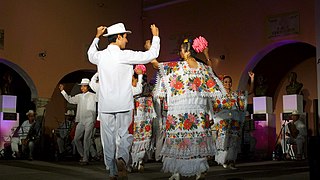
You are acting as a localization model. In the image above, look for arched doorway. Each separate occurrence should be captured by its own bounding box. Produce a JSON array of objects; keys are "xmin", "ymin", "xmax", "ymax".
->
[
  {"xmin": 239, "ymin": 41, "xmax": 316, "ymax": 93},
  {"xmin": 58, "ymin": 69, "xmax": 97, "ymax": 111},
  {"xmin": 0, "ymin": 58, "xmax": 38, "ymax": 121},
  {"xmin": 238, "ymin": 41, "xmax": 317, "ymax": 145},
  {"xmin": 32, "ymin": 69, "xmax": 96, "ymax": 160},
  {"xmin": 45, "ymin": 69, "xmax": 96, "ymax": 132}
]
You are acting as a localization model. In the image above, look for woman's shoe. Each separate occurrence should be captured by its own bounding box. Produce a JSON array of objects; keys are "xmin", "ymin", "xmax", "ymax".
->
[
  {"xmin": 138, "ymin": 161, "xmax": 144, "ymax": 173},
  {"xmin": 222, "ymin": 164, "xmax": 228, "ymax": 169},
  {"xmin": 196, "ymin": 171, "xmax": 207, "ymax": 180},
  {"xmin": 229, "ymin": 164, "xmax": 237, "ymax": 170},
  {"xmin": 169, "ymin": 173, "xmax": 180, "ymax": 180}
]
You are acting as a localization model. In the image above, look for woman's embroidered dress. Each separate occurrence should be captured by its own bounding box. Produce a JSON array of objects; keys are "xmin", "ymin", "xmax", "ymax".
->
[
  {"xmin": 131, "ymin": 96, "xmax": 157, "ymax": 167},
  {"xmin": 153, "ymin": 61, "xmax": 226, "ymax": 176},
  {"xmin": 213, "ymin": 91, "xmax": 247, "ymax": 164}
]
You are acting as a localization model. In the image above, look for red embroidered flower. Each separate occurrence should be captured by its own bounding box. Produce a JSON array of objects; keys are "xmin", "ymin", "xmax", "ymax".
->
[
  {"xmin": 188, "ymin": 114, "xmax": 196, "ymax": 123},
  {"xmin": 135, "ymin": 101, "xmax": 140, "ymax": 107},
  {"xmin": 168, "ymin": 62, "xmax": 178, "ymax": 67},
  {"xmin": 206, "ymin": 79, "xmax": 216, "ymax": 88},
  {"xmin": 145, "ymin": 124, "xmax": 151, "ymax": 132},
  {"xmin": 174, "ymin": 81, "xmax": 183, "ymax": 89},
  {"xmin": 193, "ymin": 77, "xmax": 201, "ymax": 87},
  {"xmin": 183, "ymin": 119, "xmax": 193, "ymax": 130},
  {"xmin": 147, "ymin": 99, "xmax": 153, "ymax": 106},
  {"xmin": 166, "ymin": 121, "xmax": 171, "ymax": 130}
]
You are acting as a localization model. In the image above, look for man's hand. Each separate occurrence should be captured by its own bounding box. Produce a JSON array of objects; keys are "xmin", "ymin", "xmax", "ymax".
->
[
  {"xmin": 248, "ymin": 71, "xmax": 255, "ymax": 80},
  {"xmin": 150, "ymin": 24, "xmax": 159, "ymax": 37},
  {"xmin": 96, "ymin": 26, "xmax": 107, "ymax": 38},
  {"xmin": 151, "ymin": 59, "xmax": 159, "ymax": 69},
  {"xmin": 59, "ymin": 84, "xmax": 64, "ymax": 91},
  {"xmin": 203, "ymin": 47, "xmax": 209, "ymax": 59},
  {"xmin": 144, "ymin": 40, "xmax": 151, "ymax": 50}
]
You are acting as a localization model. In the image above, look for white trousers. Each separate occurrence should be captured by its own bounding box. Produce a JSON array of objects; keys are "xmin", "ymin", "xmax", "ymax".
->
[
  {"xmin": 56, "ymin": 137, "xmax": 65, "ymax": 154},
  {"xmin": 281, "ymin": 137, "xmax": 305, "ymax": 155},
  {"xmin": 11, "ymin": 137, "xmax": 34, "ymax": 157},
  {"xmin": 74, "ymin": 120, "xmax": 95, "ymax": 162},
  {"xmin": 100, "ymin": 111, "xmax": 133, "ymax": 177},
  {"xmin": 94, "ymin": 137, "xmax": 103, "ymax": 157}
]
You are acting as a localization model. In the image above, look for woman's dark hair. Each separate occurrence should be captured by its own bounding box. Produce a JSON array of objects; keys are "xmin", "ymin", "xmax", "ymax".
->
[
  {"xmin": 180, "ymin": 38, "xmax": 208, "ymax": 65},
  {"xmin": 223, "ymin": 75, "xmax": 232, "ymax": 82},
  {"xmin": 107, "ymin": 33, "xmax": 125, "ymax": 43},
  {"xmin": 181, "ymin": 38, "xmax": 197, "ymax": 58},
  {"xmin": 133, "ymin": 72, "xmax": 139, "ymax": 79}
]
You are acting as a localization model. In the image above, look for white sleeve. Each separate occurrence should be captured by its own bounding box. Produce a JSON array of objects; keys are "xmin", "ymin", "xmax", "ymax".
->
[
  {"xmin": 89, "ymin": 73, "xmax": 99, "ymax": 93},
  {"xmin": 132, "ymin": 74, "xmax": 143, "ymax": 96},
  {"xmin": 87, "ymin": 38, "xmax": 101, "ymax": 65},
  {"xmin": 119, "ymin": 36, "xmax": 160, "ymax": 64},
  {"xmin": 61, "ymin": 90, "xmax": 80, "ymax": 104},
  {"xmin": 297, "ymin": 121, "xmax": 307, "ymax": 136}
]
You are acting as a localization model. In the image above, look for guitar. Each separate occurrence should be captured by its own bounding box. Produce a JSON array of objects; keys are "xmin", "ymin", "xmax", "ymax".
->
[{"xmin": 287, "ymin": 122, "xmax": 299, "ymax": 138}]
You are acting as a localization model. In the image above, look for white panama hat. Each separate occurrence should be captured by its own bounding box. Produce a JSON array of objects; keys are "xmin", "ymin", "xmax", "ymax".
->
[
  {"xmin": 26, "ymin": 110, "xmax": 35, "ymax": 116},
  {"xmin": 78, "ymin": 78, "xmax": 90, "ymax": 85},
  {"xmin": 291, "ymin": 110, "xmax": 300, "ymax": 115},
  {"xmin": 103, "ymin": 23, "xmax": 132, "ymax": 37},
  {"xmin": 65, "ymin": 110, "xmax": 75, "ymax": 116}
]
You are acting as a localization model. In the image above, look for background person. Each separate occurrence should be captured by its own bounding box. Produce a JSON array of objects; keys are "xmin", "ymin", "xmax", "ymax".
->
[
  {"xmin": 281, "ymin": 110, "xmax": 307, "ymax": 160},
  {"xmin": 59, "ymin": 78, "xmax": 97, "ymax": 165},
  {"xmin": 11, "ymin": 110, "xmax": 36, "ymax": 160}
]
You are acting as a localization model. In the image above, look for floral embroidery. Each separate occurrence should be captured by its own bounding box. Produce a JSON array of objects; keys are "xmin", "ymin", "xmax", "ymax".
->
[
  {"xmin": 133, "ymin": 97, "xmax": 156, "ymax": 142},
  {"xmin": 213, "ymin": 90, "xmax": 247, "ymax": 113},
  {"xmin": 214, "ymin": 119, "xmax": 241, "ymax": 137},
  {"xmin": 166, "ymin": 115, "xmax": 176, "ymax": 131},
  {"xmin": 188, "ymin": 76, "xmax": 217, "ymax": 93},
  {"xmin": 165, "ymin": 112, "xmax": 212, "ymax": 132},
  {"xmin": 159, "ymin": 61, "xmax": 223, "ymax": 97},
  {"xmin": 169, "ymin": 75, "xmax": 185, "ymax": 96},
  {"xmin": 163, "ymin": 61, "xmax": 179, "ymax": 75},
  {"xmin": 154, "ymin": 61, "xmax": 224, "ymax": 159}
]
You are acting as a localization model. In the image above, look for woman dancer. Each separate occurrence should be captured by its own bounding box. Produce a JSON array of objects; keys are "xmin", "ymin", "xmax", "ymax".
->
[
  {"xmin": 130, "ymin": 65, "xmax": 157, "ymax": 172},
  {"xmin": 153, "ymin": 37, "xmax": 226, "ymax": 179},
  {"xmin": 213, "ymin": 73, "xmax": 253, "ymax": 169}
]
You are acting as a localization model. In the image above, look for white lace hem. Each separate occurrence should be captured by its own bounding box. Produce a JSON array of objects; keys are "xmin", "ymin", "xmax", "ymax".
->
[
  {"xmin": 215, "ymin": 148, "xmax": 238, "ymax": 165},
  {"xmin": 162, "ymin": 157, "xmax": 209, "ymax": 177},
  {"xmin": 131, "ymin": 139, "xmax": 151, "ymax": 165}
]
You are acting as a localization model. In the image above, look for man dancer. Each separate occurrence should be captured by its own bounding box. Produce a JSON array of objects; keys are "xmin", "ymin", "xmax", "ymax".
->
[
  {"xmin": 59, "ymin": 78, "xmax": 97, "ymax": 165},
  {"xmin": 87, "ymin": 22, "xmax": 160, "ymax": 179}
]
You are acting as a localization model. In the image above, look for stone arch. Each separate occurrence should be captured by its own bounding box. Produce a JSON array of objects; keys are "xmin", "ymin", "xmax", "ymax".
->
[
  {"xmin": 0, "ymin": 58, "xmax": 38, "ymax": 99},
  {"xmin": 238, "ymin": 40, "xmax": 316, "ymax": 97}
]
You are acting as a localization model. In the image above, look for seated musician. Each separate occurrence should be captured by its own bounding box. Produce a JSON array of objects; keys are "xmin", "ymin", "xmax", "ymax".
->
[
  {"xmin": 281, "ymin": 110, "xmax": 307, "ymax": 160},
  {"xmin": 56, "ymin": 110, "xmax": 76, "ymax": 158},
  {"xmin": 11, "ymin": 110, "xmax": 36, "ymax": 160}
]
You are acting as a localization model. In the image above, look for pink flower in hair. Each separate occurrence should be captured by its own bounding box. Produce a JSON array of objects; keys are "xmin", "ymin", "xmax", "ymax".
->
[
  {"xmin": 134, "ymin": 64, "xmax": 147, "ymax": 74},
  {"xmin": 192, "ymin": 36, "xmax": 208, "ymax": 53}
]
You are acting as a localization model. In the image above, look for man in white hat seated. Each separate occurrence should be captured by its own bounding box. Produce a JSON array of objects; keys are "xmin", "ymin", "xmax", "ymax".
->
[
  {"xmin": 87, "ymin": 22, "xmax": 160, "ymax": 179},
  {"xmin": 10, "ymin": 110, "xmax": 36, "ymax": 160},
  {"xmin": 281, "ymin": 110, "xmax": 307, "ymax": 160},
  {"xmin": 59, "ymin": 78, "xmax": 97, "ymax": 165},
  {"xmin": 55, "ymin": 110, "xmax": 76, "ymax": 159}
]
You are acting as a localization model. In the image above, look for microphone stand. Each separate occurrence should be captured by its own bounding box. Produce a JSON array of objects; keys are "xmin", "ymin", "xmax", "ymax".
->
[{"xmin": 273, "ymin": 119, "xmax": 288, "ymax": 160}]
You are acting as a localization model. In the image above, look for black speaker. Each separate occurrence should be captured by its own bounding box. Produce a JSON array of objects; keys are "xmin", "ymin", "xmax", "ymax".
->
[
  {"xmin": 313, "ymin": 99, "xmax": 319, "ymax": 136},
  {"xmin": 308, "ymin": 136, "xmax": 320, "ymax": 180}
]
